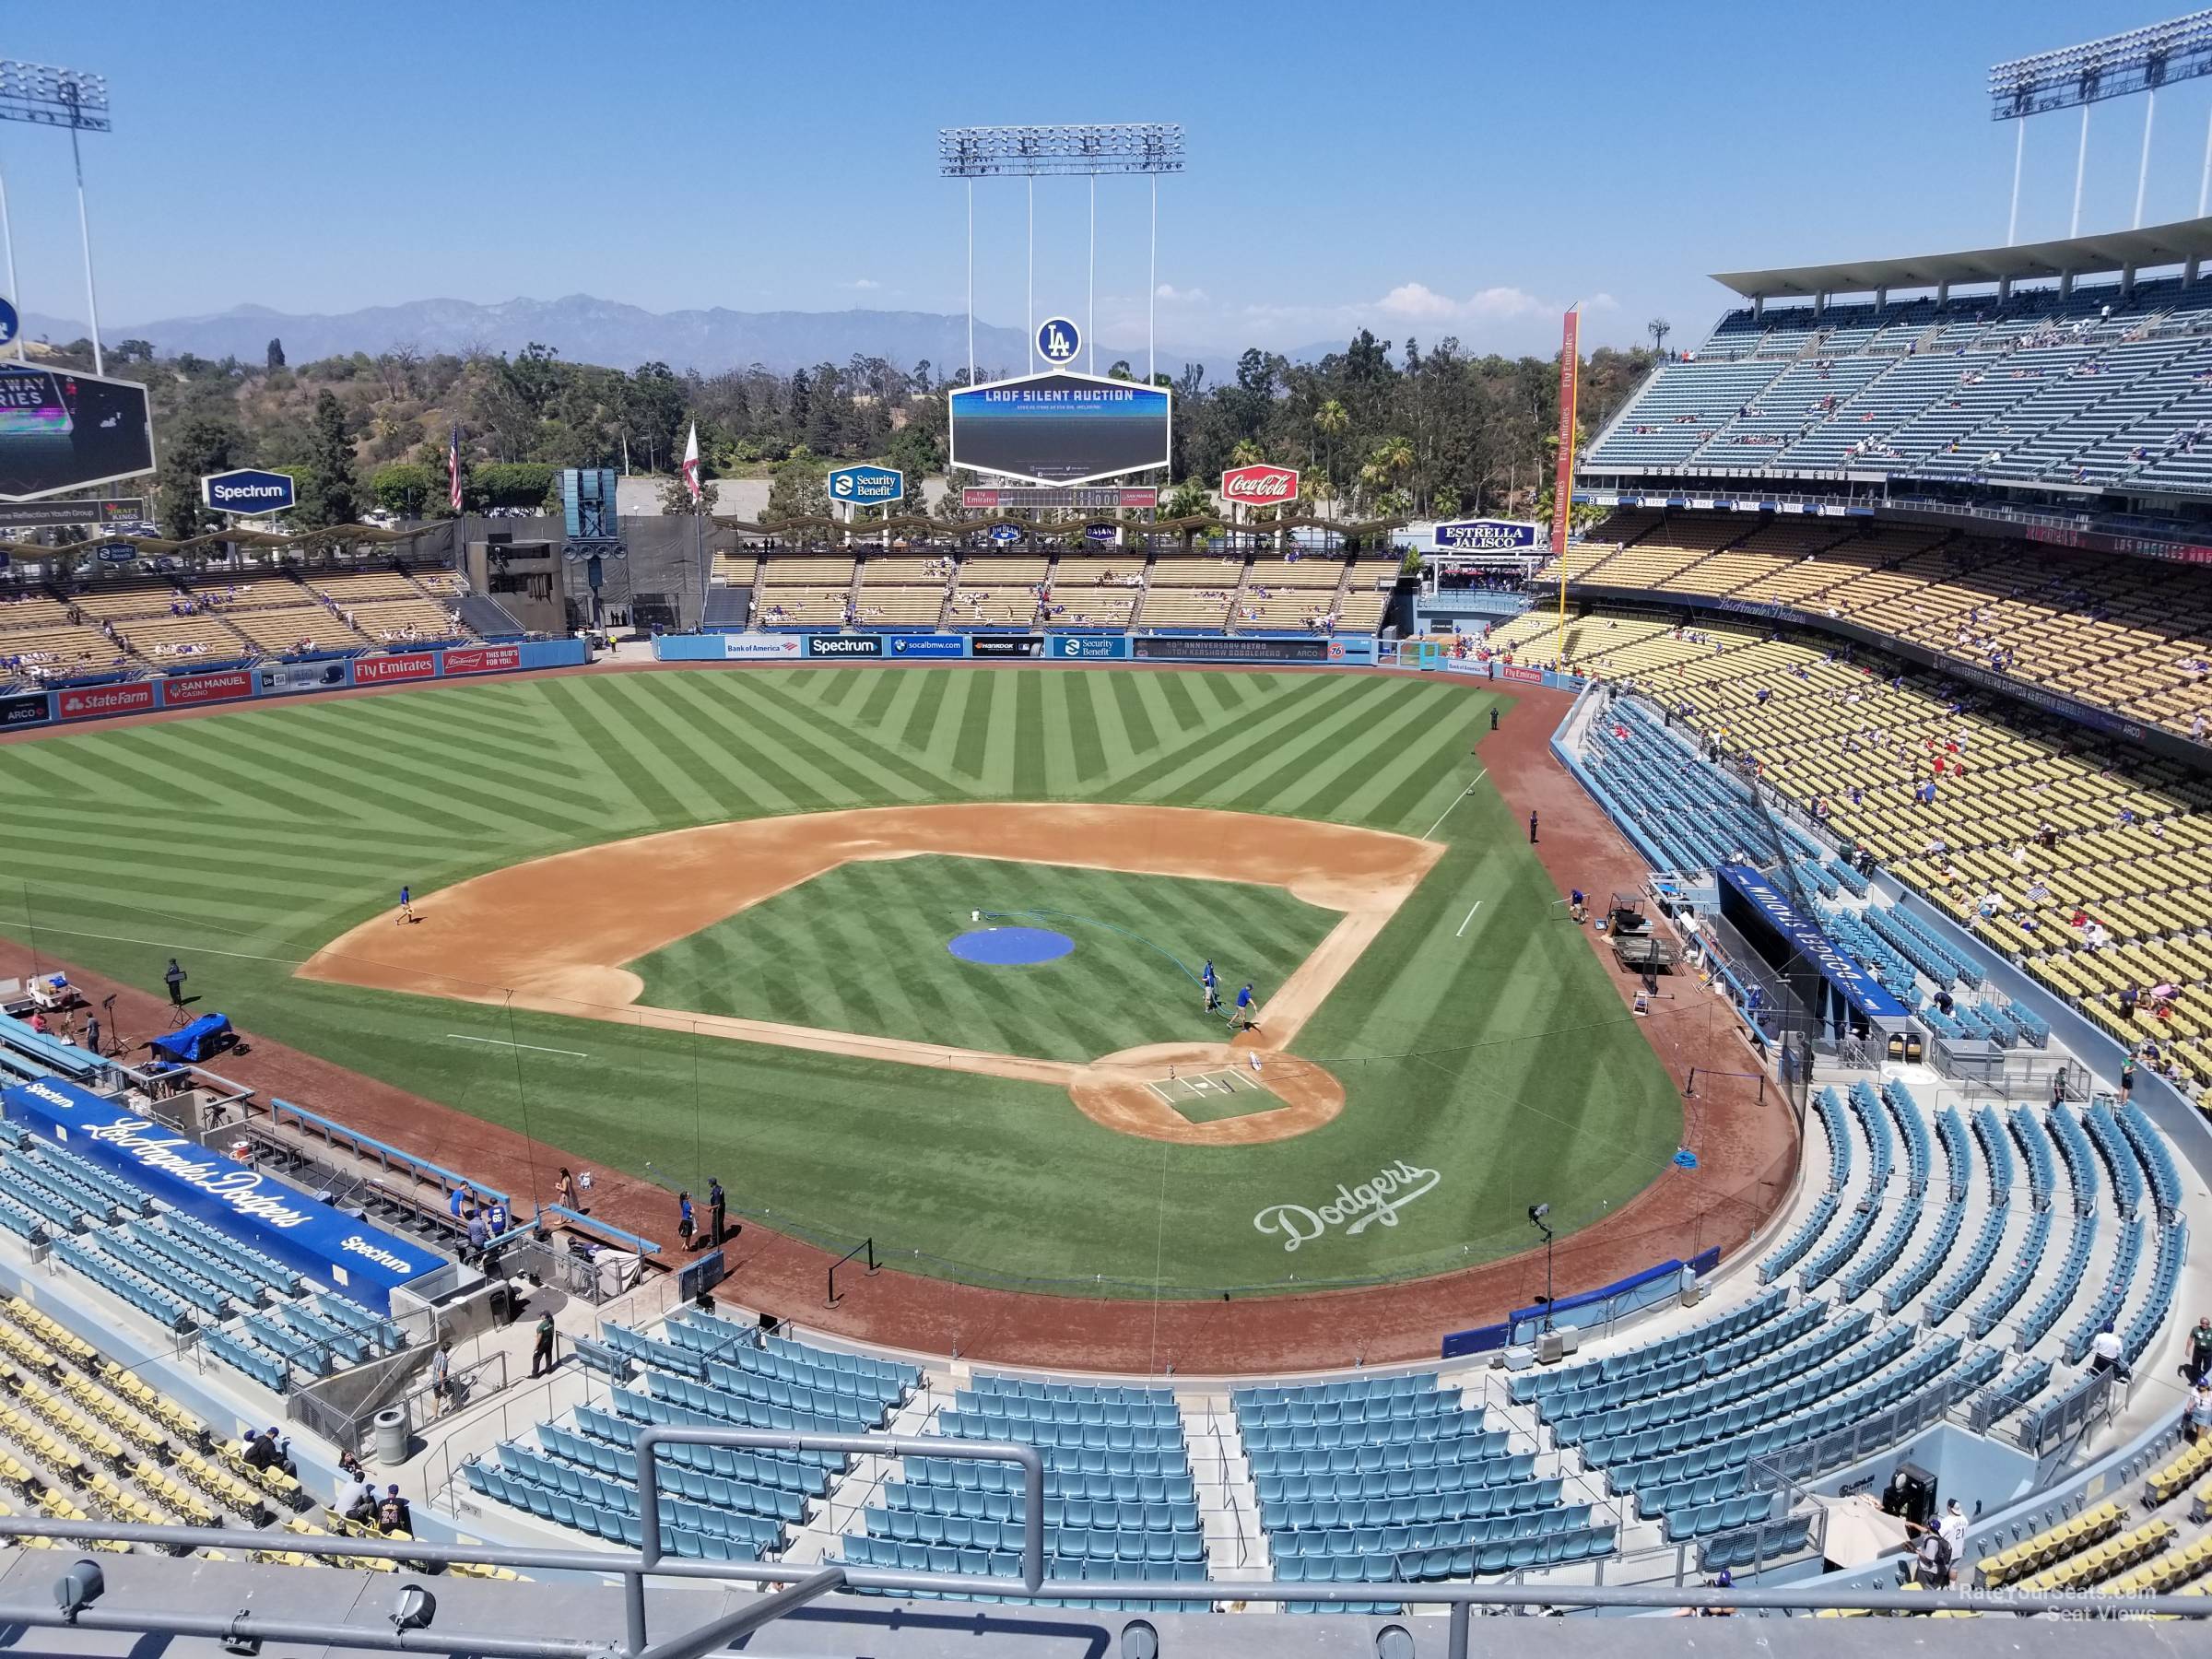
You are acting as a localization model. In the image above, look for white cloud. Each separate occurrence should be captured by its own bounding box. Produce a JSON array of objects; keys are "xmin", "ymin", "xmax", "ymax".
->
[
  {"xmin": 1154, "ymin": 283, "xmax": 1208, "ymax": 303},
  {"xmin": 841, "ymin": 277, "xmax": 883, "ymax": 291}
]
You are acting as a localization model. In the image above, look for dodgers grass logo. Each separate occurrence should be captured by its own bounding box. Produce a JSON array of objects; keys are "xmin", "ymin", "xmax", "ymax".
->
[{"xmin": 1253, "ymin": 1159, "xmax": 1441, "ymax": 1252}]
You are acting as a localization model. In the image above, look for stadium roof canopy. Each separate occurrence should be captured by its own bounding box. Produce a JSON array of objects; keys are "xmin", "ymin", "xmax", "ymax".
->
[{"xmin": 1711, "ymin": 214, "xmax": 2212, "ymax": 300}]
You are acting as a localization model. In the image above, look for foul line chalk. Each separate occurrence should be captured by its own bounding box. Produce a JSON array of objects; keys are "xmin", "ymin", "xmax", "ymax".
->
[
  {"xmin": 447, "ymin": 1033, "xmax": 589, "ymax": 1059},
  {"xmin": 1455, "ymin": 900, "xmax": 1484, "ymax": 938},
  {"xmin": 1421, "ymin": 769, "xmax": 1488, "ymax": 841}
]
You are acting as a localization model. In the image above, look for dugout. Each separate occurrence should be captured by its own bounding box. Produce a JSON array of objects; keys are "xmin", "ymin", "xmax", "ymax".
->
[{"xmin": 1713, "ymin": 863, "xmax": 1913, "ymax": 1053}]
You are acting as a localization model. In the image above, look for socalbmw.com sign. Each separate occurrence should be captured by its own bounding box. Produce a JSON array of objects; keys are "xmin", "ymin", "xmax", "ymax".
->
[
  {"xmin": 1432, "ymin": 518, "xmax": 1540, "ymax": 552},
  {"xmin": 827, "ymin": 465, "xmax": 905, "ymax": 507},
  {"xmin": 201, "ymin": 468, "xmax": 297, "ymax": 516}
]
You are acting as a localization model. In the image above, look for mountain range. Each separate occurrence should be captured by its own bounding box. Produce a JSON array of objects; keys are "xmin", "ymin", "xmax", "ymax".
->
[{"xmin": 19, "ymin": 295, "xmax": 1269, "ymax": 381}]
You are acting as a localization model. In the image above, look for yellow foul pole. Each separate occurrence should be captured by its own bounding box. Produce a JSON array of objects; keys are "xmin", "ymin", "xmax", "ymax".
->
[{"xmin": 1550, "ymin": 305, "xmax": 1582, "ymax": 671}]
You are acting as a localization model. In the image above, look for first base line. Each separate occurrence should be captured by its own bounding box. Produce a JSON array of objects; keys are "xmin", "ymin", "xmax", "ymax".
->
[{"xmin": 447, "ymin": 1033, "xmax": 590, "ymax": 1059}]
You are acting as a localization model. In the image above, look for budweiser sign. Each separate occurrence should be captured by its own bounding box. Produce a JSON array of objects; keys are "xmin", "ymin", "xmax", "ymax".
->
[{"xmin": 1220, "ymin": 464, "xmax": 1300, "ymax": 506}]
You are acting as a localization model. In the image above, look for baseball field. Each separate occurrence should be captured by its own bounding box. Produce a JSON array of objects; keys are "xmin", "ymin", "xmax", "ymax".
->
[{"xmin": 0, "ymin": 665, "xmax": 1686, "ymax": 1296}]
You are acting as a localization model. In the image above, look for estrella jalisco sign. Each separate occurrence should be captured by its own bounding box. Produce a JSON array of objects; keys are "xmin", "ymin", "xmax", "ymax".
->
[{"xmin": 1432, "ymin": 519, "xmax": 1541, "ymax": 552}]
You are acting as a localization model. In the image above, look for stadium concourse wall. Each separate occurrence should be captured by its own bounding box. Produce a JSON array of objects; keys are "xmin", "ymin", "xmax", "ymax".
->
[{"xmin": 0, "ymin": 639, "xmax": 588, "ymax": 732}]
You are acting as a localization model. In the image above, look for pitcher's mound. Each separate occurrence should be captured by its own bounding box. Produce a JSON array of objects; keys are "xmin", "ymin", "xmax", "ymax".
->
[{"xmin": 1067, "ymin": 1042, "xmax": 1345, "ymax": 1146}]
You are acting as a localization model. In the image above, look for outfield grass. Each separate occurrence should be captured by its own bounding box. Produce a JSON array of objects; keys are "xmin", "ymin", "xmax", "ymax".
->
[
  {"xmin": 628, "ymin": 855, "xmax": 1337, "ymax": 1063},
  {"xmin": 0, "ymin": 666, "xmax": 1684, "ymax": 1294}
]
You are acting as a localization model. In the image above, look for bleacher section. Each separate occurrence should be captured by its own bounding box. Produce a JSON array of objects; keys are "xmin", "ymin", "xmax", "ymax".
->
[
  {"xmin": 854, "ymin": 556, "xmax": 952, "ymax": 628},
  {"xmin": 755, "ymin": 557, "xmax": 857, "ymax": 628},
  {"xmin": 1043, "ymin": 556, "xmax": 1144, "ymax": 628},
  {"xmin": 947, "ymin": 558, "xmax": 1046, "ymax": 628},
  {"xmin": 1139, "ymin": 557, "xmax": 1243, "ymax": 630}
]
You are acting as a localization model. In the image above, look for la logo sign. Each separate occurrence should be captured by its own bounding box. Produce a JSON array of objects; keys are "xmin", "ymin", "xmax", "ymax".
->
[
  {"xmin": 1221, "ymin": 464, "xmax": 1300, "ymax": 507},
  {"xmin": 201, "ymin": 468, "xmax": 297, "ymax": 515},
  {"xmin": 1036, "ymin": 316, "xmax": 1081, "ymax": 366}
]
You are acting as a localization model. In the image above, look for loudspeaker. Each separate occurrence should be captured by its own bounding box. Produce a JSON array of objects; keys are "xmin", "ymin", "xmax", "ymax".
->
[{"xmin": 758, "ymin": 1312, "xmax": 781, "ymax": 1336}]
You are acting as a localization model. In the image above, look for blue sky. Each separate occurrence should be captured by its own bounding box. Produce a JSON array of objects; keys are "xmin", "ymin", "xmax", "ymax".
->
[{"xmin": 13, "ymin": 1, "xmax": 2212, "ymax": 358}]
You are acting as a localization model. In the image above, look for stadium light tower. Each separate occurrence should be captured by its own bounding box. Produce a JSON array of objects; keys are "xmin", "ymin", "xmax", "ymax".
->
[
  {"xmin": 0, "ymin": 61, "xmax": 111, "ymax": 372},
  {"xmin": 939, "ymin": 124, "xmax": 1184, "ymax": 382},
  {"xmin": 1990, "ymin": 11, "xmax": 2212, "ymax": 241}
]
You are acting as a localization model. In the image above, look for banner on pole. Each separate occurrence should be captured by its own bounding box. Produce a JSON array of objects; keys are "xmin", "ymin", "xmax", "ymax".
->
[{"xmin": 1550, "ymin": 308, "xmax": 1580, "ymax": 560}]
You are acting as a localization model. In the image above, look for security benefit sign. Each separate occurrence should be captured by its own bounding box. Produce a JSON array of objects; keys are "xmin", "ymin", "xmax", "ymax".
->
[
  {"xmin": 0, "ymin": 1076, "xmax": 431, "ymax": 1312},
  {"xmin": 0, "ymin": 365, "xmax": 156, "ymax": 503},
  {"xmin": 947, "ymin": 371, "xmax": 1171, "ymax": 487}
]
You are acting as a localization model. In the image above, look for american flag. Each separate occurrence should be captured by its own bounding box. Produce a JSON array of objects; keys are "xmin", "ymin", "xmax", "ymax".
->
[{"xmin": 447, "ymin": 425, "xmax": 464, "ymax": 513}]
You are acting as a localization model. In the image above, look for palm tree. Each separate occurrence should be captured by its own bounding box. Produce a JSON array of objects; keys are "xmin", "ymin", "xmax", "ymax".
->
[
  {"xmin": 1359, "ymin": 435, "xmax": 1414, "ymax": 512},
  {"xmin": 1314, "ymin": 398, "xmax": 1348, "ymax": 498},
  {"xmin": 1230, "ymin": 438, "xmax": 1264, "ymax": 468}
]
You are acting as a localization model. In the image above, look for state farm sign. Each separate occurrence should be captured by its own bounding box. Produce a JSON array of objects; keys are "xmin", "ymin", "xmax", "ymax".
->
[
  {"xmin": 1220, "ymin": 464, "xmax": 1300, "ymax": 508},
  {"xmin": 58, "ymin": 682, "xmax": 156, "ymax": 721}
]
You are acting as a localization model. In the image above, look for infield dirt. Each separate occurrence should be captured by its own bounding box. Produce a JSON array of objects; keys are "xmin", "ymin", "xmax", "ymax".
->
[{"xmin": 299, "ymin": 802, "xmax": 1438, "ymax": 1140}]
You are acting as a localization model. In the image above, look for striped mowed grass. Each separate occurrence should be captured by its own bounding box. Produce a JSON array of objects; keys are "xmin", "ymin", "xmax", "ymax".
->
[
  {"xmin": 0, "ymin": 666, "xmax": 1684, "ymax": 1294},
  {"xmin": 628, "ymin": 856, "xmax": 1335, "ymax": 1064}
]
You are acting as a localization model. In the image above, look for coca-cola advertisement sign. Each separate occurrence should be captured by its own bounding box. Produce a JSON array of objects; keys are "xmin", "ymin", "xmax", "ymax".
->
[
  {"xmin": 352, "ymin": 653, "xmax": 438, "ymax": 686},
  {"xmin": 159, "ymin": 669, "xmax": 253, "ymax": 707},
  {"xmin": 442, "ymin": 644, "xmax": 522, "ymax": 676},
  {"xmin": 57, "ymin": 682, "xmax": 156, "ymax": 721},
  {"xmin": 1220, "ymin": 464, "xmax": 1300, "ymax": 506}
]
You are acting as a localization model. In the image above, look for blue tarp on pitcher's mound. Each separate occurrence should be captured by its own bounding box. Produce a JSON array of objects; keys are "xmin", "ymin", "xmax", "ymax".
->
[{"xmin": 947, "ymin": 926, "xmax": 1075, "ymax": 966}]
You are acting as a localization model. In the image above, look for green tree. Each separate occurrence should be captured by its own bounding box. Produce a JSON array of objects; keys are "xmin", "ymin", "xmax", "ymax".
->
[
  {"xmin": 265, "ymin": 337, "xmax": 286, "ymax": 371},
  {"xmin": 295, "ymin": 389, "xmax": 360, "ymax": 527},
  {"xmin": 767, "ymin": 448, "xmax": 830, "ymax": 520},
  {"xmin": 156, "ymin": 415, "xmax": 243, "ymax": 538},
  {"xmin": 658, "ymin": 473, "xmax": 719, "ymax": 516},
  {"xmin": 370, "ymin": 462, "xmax": 437, "ymax": 517}
]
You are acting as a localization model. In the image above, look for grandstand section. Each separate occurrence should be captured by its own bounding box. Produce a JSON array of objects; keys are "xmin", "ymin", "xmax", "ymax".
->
[{"xmin": 1583, "ymin": 218, "xmax": 2212, "ymax": 506}]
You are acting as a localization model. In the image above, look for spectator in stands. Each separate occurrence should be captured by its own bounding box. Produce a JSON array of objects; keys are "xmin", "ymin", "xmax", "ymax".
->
[
  {"xmin": 2187, "ymin": 1315, "xmax": 2212, "ymax": 1385},
  {"xmin": 429, "ymin": 1341, "xmax": 453, "ymax": 1416},
  {"xmin": 450, "ymin": 1183, "xmax": 474, "ymax": 1221},
  {"xmin": 2190, "ymin": 1382, "xmax": 2212, "ymax": 1444},
  {"xmin": 464, "ymin": 1209, "xmax": 488, "ymax": 1262},
  {"xmin": 2089, "ymin": 1319, "xmax": 2125, "ymax": 1376},
  {"xmin": 245, "ymin": 1428, "xmax": 296, "ymax": 1479},
  {"xmin": 2120, "ymin": 985, "xmax": 2141, "ymax": 1020},
  {"xmin": 379, "ymin": 1487, "xmax": 412, "ymax": 1535},
  {"xmin": 677, "ymin": 1191, "xmax": 695, "ymax": 1250},
  {"xmin": 1908, "ymin": 1520, "xmax": 1954, "ymax": 1589},
  {"xmin": 532, "ymin": 1310, "xmax": 557, "ymax": 1378},
  {"xmin": 2121, "ymin": 1053, "xmax": 2137, "ymax": 1101}
]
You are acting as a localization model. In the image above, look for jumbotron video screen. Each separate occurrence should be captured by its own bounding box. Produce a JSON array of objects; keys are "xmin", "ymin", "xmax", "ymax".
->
[
  {"xmin": 0, "ymin": 364, "xmax": 156, "ymax": 501},
  {"xmin": 947, "ymin": 371, "xmax": 1171, "ymax": 487}
]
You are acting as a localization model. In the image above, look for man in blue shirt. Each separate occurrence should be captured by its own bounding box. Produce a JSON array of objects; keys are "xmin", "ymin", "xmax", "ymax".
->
[
  {"xmin": 398, "ymin": 886, "xmax": 415, "ymax": 924},
  {"xmin": 1235, "ymin": 983, "xmax": 1259, "ymax": 1033},
  {"xmin": 1201, "ymin": 959, "xmax": 1219, "ymax": 1015}
]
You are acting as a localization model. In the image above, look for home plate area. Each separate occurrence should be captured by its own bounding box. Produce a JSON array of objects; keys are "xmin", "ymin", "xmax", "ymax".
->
[{"xmin": 1148, "ymin": 1064, "xmax": 1273, "ymax": 1124}]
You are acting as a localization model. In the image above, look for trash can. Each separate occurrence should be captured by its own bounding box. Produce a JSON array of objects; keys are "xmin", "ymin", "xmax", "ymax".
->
[{"xmin": 373, "ymin": 1406, "xmax": 407, "ymax": 1465}]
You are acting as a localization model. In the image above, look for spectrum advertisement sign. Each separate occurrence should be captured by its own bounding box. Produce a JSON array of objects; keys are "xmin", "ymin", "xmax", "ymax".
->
[{"xmin": 1, "ymin": 1076, "xmax": 431, "ymax": 1313}]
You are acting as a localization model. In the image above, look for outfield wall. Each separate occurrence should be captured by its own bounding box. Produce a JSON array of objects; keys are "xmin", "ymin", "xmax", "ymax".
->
[
  {"xmin": 652, "ymin": 631, "xmax": 1380, "ymax": 665},
  {"xmin": 0, "ymin": 638, "xmax": 589, "ymax": 732}
]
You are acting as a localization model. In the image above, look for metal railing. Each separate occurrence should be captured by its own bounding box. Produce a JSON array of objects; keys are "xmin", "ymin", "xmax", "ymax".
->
[
  {"xmin": 825, "ymin": 1237, "xmax": 876, "ymax": 1307},
  {"xmin": 2, "ymin": 1506, "xmax": 2208, "ymax": 1659}
]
